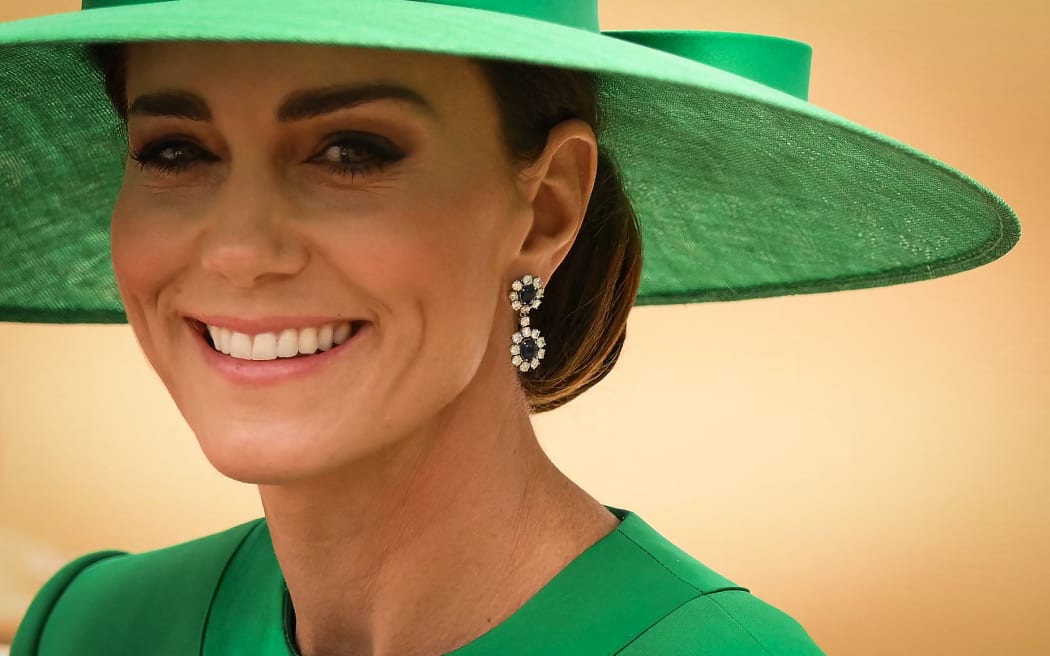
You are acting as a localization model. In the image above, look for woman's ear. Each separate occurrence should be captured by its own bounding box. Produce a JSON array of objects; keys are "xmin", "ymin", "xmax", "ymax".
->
[{"xmin": 513, "ymin": 118, "xmax": 598, "ymax": 280}]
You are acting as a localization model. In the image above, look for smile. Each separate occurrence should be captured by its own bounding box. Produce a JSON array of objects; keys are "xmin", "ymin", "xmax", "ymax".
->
[{"xmin": 188, "ymin": 319, "xmax": 368, "ymax": 361}]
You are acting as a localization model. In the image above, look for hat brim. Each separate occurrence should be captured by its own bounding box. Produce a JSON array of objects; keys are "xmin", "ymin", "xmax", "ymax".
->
[{"xmin": 0, "ymin": 0, "xmax": 1021, "ymax": 322}]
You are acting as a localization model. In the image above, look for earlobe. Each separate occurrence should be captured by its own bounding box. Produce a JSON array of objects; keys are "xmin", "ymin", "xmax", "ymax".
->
[{"xmin": 517, "ymin": 118, "xmax": 599, "ymax": 279}]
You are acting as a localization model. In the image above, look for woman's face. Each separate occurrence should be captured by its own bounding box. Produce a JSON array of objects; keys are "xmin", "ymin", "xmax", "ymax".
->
[{"xmin": 111, "ymin": 42, "xmax": 575, "ymax": 483}]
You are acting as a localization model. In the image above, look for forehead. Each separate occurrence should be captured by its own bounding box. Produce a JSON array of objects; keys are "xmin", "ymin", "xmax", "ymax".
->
[{"xmin": 123, "ymin": 41, "xmax": 494, "ymax": 120}]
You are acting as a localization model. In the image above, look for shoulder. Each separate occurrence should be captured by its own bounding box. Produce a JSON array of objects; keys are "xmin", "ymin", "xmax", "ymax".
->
[
  {"xmin": 610, "ymin": 509, "xmax": 825, "ymax": 655},
  {"xmin": 11, "ymin": 518, "xmax": 263, "ymax": 656},
  {"xmin": 617, "ymin": 589, "xmax": 826, "ymax": 656}
]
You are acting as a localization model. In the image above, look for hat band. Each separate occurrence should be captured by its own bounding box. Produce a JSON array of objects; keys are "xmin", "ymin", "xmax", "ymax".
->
[
  {"xmin": 78, "ymin": 1, "xmax": 809, "ymax": 99},
  {"xmin": 607, "ymin": 31, "xmax": 812, "ymax": 101},
  {"xmin": 81, "ymin": 0, "xmax": 601, "ymax": 32}
]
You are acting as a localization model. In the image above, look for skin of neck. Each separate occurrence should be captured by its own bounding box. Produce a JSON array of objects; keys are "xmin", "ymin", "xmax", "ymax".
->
[{"xmin": 258, "ymin": 318, "xmax": 620, "ymax": 656}]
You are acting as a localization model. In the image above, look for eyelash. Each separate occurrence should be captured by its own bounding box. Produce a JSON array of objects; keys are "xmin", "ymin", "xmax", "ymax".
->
[{"xmin": 127, "ymin": 132, "xmax": 404, "ymax": 180}]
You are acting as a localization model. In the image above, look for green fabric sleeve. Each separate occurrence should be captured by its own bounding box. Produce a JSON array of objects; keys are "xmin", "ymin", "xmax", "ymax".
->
[
  {"xmin": 10, "ymin": 519, "xmax": 260, "ymax": 656},
  {"xmin": 615, "ymin": 590, "xmax": 826, "ymax": 655},
  {"xmin": 10, "ymin": 550, "xmax": 128, "ymax": 656}
]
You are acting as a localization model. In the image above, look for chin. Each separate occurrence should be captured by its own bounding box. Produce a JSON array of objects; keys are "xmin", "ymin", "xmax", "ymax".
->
[
  {"xmin": 192, "ymin": 425, "xmax": 314, "ymax": 484},
  {"xmin": 186, "ymin": 412, "xmax": 392, "ymax": 486},
  {"xmin": 199, "ymin": 437, "xmax": 356, "ymax": 486}
]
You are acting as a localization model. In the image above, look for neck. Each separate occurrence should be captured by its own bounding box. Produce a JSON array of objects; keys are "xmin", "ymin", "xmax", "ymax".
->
[{"xmin": 257, "ymin": 351, "xmax": 618, "ymax": 656}]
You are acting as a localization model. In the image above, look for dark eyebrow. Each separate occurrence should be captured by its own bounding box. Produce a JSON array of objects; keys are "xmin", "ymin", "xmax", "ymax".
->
[
  {"xmin": 277, "ymin": 83, "xmax": 438, "ymax": 122},
  {"xmin": 127, "ymin": 83, "xmax": 437, "ymax": 123},
  {"xmin": 128, "ymin": 90, "xmax": 210, "ymax": 121}
]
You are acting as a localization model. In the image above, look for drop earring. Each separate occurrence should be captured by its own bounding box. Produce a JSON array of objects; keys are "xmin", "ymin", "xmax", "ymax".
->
[{"xmin": 508, "ymin": 274, "xmax": 546, "ymax": 373}]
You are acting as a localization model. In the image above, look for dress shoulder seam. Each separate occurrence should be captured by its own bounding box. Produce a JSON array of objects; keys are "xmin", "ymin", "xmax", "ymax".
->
[
  {"xmin": 196, "ymin": 518, "xmax": 267, "ymax": 655},
  {"xmin": 704, "ymin": 592, "xmax": 776, "ymax": 656},
  {"xmin": 610, "ymin": 592, "xmax": 704, "ymax": 655},
  {"xmin": 617, "ymin": 530, "xmax": 700, "ymax": 594},
  {"xmin": 617, "ymin": 529, "xmax": 747, "ymax": 597},
  {"xmin": 611, "ymin": 590, "xmax": 790, "ymax": 656}
]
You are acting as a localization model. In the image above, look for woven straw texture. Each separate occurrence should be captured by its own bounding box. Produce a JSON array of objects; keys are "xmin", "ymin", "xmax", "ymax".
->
[{"xmin": 0, "ymin": 0, "xmax": 1021, "ymax": 322}]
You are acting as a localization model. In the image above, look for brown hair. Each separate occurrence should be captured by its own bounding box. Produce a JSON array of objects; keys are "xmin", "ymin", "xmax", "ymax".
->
[{"xmin": 87, "ymin": 45, "xmax": 642, "ymax": 413}]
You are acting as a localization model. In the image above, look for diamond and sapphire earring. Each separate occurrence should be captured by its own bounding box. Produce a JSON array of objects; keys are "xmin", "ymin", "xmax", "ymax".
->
[{"xmin": 509, "ymin": 274, "xmax": 546, "ymax": 373}]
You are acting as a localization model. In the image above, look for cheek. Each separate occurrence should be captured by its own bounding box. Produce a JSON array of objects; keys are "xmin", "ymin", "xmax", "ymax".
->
[
  {"xmin": 312, "ymin": 187, "xmax": 508, "ymax": 393},
  {"xmin": 111, "ymin": 187, "xmax": 186, "ymax": 297},
  {"xmin": 411, "ymin": 170, "xmax": 519, "ymax": 361},
  {"xmin": 109, "ymin": 188, "xmax": 195, "ymax": 365},
  {"xmin": 314, "ymin": 151, "xmax": 513, "ymax": 310},
  {"xmin": 319, "ymin": 207, "xmax": 499, "ymax": 343}
]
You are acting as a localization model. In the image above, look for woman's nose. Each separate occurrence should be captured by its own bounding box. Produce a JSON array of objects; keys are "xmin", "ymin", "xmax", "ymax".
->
[{"xmin": 198, "ymin": 169, "xmax": 309, "ymax": 288}]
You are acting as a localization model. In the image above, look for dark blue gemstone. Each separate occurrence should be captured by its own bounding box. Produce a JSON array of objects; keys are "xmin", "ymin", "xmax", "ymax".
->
[
  {"xmin": 519, "ymin": 284, "xmax": 537, "ymax": 306},
  {"xmin": 519, "ymin": 337, "xmax": 539, "ymax": 362}
]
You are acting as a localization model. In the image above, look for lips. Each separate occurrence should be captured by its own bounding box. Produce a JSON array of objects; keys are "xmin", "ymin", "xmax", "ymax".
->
[
  {"xmin": 186, "ymin": 316, "xmax": 371, "ymax": 386},
  {"xmin": 187, "ymin": 318, "xmax": 366, "ymax": 361}
]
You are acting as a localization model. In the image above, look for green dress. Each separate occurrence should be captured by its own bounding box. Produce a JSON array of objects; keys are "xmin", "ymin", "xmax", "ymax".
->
[{"xmin": 11, "ymin": 506, "xmax": 825, "ymax": 655}]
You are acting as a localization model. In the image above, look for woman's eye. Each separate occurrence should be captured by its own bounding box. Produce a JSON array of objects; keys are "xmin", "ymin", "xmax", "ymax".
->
[
  {"xmin": 312, "ymin": 132, "xmax": 405, "ymax": 179},
  {"xmin": 129, "ymin": 139, "xmax": 213, "ymax": 175},
  {"xmin": 127, "ymin": 132, "xmax": 404, "ymax": 179}
]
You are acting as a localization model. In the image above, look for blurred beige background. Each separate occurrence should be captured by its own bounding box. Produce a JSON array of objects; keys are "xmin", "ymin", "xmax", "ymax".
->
[{"xmin": 1, "ymin": 1, "xmax": 1047, "ymax": 654}]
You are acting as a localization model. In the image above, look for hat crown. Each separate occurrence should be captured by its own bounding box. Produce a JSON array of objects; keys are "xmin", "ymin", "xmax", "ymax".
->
[
  {"xmin": 79, "ymin": 0, "xmax": 810, "ymax": 98},
  {"xmin": 81, "ymin": 0, "xmax": 601, "ymax": 31}
]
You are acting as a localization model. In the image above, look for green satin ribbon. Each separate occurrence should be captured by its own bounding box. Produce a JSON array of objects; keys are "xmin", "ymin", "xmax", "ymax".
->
[
  {"xmin": 81, "ymin": 0, "xmax": 598, "ymax": 29},
  {"xmin": 79, "ymin": 0, "xmax": 810, "ymax": 99},
  {"xmin": 607, "ymin": 30, "xmax": 811, "ymax": 101},
  {"xmin": 83, "ymin": 0, "xmax": 172, "ymax": 8}
]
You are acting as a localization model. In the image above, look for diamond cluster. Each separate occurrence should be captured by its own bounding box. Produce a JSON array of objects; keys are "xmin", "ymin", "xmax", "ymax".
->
[{"xmin": 509, "ymin": 275, "xmax": 546, "ymax": 372}]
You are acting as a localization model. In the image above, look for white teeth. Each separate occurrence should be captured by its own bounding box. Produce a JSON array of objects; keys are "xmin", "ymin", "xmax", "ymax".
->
[
  {"xmin": 333, "ymin": 323, "xmax": 352, "ymax": 345},
  {"xmin": 251, "ymin": 332, "xmax": 278, "ymax": 361},
  {"xmin": 203, "ymin": 321, "xmax": 355, "ymax": 361},
  {"xmin": 230, "ymin": 332, "xmax": 252, "ymax": 359},
  {"xmin": 317, "ymin": 324, "xmax": 334, "ymax": 351},
  {"xmin": 298, "ymin": 326, "xmax": 318, "ymax": 355},
  {"xmin": 276, "ymin": 329, "xmax": 299, "ymax": 358}
]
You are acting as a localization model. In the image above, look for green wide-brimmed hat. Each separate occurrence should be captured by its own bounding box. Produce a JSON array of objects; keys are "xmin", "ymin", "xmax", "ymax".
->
[{"xmin": 0, "ymin": 0, "xmax": 1021, "ymax": 323}]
